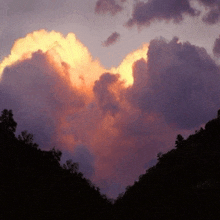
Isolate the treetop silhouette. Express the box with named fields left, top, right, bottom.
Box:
left=0, top=109, right=17, bottom=134
left=0, top=109, right=112, bottom=220
left=2, top=108, right=220, bottom=220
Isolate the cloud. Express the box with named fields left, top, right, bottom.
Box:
left=124, top=0, right=220, bottom=28
left=128, top=37, right=220, bottom=129
left=198, top=0, right=220, bottom=24
left=126, top=0, right=199, bottom=28
left=213, top=36, right=220, bottom=57
left=102, top=32, right=120, bottom=47
left=202, top=8, right=220, bottom=24
left=95, top=0, right=124, bottom=15
left=0, top=31, right=173, bottom=198
left=93, top=73, right=120, bottom=116
left=72, top=144, right=95, bottom=179
left=0, top=50, right=85, bottom=147
left=2, top=30, right=220, bottom=199
left=0, top=52, right=93, bottom=182
left=96, top=179, right=125, bottom=199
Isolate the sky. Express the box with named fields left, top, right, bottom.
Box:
left=1, top=0, right=220, bottom=199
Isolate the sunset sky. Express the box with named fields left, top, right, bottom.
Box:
left=1, top=0, right=220, bottom=198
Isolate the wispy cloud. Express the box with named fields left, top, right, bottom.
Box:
left=95, top=0, right=124, bottom=15
left=102, top=32, right=120, bottom=47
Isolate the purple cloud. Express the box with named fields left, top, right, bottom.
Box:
left=93, top=72, right=120, bottom=116
left=2, top=31, right=220, bottom=199
left=95, top=0, right=123, bottom=15
left=71, top=144, right=95, bottom=179
left=0, top=50, right=85, bottom=148
left=128, top=37, right=220, bottom=129
left=213, top=36, right=220, bottom=57
left=102, top=32, right=120, bottom=47
left=126, top=0, right=199, bottom=28
left=199, top=0, right=220, bottom=24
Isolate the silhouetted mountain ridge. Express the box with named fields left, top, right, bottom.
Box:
left=0, top=109, right=112, bottom=220
left=114, top=111, right=220, bottom=219
left=2, top=108, right=220, bottom=219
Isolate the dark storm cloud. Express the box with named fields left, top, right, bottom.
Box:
left=126, top=0, right=198, bottom=28
left=102, top=32, right=120, bottom=47
left=95, top=0, right=124, bottom=15
left=93, top=72, right=120, bottom=116
left=0, top=50, right=85, bottom=148
left=129, top=37, right=220, bottom=129
left=213, top=36, right=220, bottom=57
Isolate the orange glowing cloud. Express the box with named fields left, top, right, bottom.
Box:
left=0, top=29, right=148, bottom=88
left=110, top=43, right=148, bottom=86
left=0, top=29, right=150, bottom=198
left=0, top=30, right=105, bottom=93
left=1, top=31, right=219, bottom=199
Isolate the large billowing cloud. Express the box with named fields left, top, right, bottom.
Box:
left=0, top=30, right=153, bottom=198
left=0, top=50, right=86, bottom=147
left=128, top=37, right=220, bottom=129
left=126, top=0, right=199, bottom=28
left=102, top=32, right=120, bottom=47
left=1, top=30, right=220, bottom=198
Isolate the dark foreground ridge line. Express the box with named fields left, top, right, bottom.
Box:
left=1, top=109, right=220, bottom=219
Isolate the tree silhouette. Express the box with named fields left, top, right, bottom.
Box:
left=114, top=110, right=220, bottom=220
left=18, top=130, right=39, bottom=148
left=0, top=109, right=113, bottom=220
left=4, top=107, right=220, bottom=219
left=49, top=147, right=62, bottom=162
left=63, top=159, right=79, bottom=174
left=175, top=134, right=184, bottom=148
left=0, top=109, right=17, bottom=134
left=217, top=109, right=220, bottom=118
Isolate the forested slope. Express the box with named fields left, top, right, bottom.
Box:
left=0, top=109, right=112, bottom=220
left=114, top=112, right=220, bottom=220
left=2, top=108, right=220, bottom=220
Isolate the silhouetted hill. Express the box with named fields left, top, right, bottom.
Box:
left=3, top=108, right=220, bottom=220
left=114, top=111, right=220, bottom=220
left=0, top=109, right=112, bottom=220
